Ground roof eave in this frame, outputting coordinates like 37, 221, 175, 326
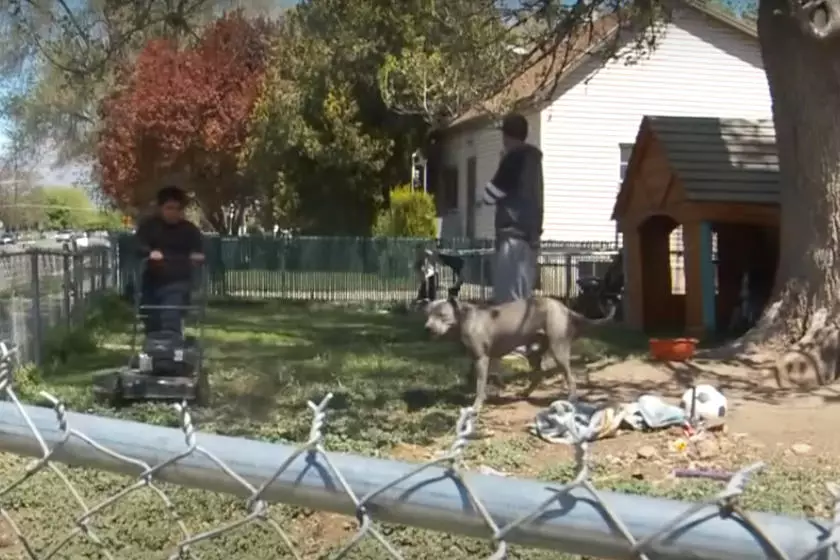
440, 0, 758, 133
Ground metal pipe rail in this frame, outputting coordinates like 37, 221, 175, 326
0, 400, 836, 559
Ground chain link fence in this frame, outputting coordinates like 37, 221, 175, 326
0, 247, 115, 365
0, 345, 836, 559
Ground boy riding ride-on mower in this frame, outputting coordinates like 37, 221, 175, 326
93, 186, 211, 407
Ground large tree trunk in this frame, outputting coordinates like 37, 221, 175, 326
744, 0, 840, 386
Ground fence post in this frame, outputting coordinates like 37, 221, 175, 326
62, 251, 72, 328
29, 251, 43, 366
99, 249, 108, 292
279, 235, 287, 298
564, 253, 573, 300
480, 248, 487, 301
111, 236, 120, 290
73, 252, 84, 323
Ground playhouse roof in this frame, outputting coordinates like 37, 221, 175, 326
651, 116, 778, 203
613, 115, 779, 220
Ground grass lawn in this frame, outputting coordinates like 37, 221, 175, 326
0, 300, 836, 559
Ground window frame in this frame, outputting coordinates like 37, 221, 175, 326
619, 143, 634, 181
440, 165, 459, 212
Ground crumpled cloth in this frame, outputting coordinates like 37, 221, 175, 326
529, 395, 687, 445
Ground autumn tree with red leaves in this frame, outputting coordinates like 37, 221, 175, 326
97, 12, 273, 233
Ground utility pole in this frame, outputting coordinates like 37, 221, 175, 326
12, 151, 18, 230
411, 150, 428, 192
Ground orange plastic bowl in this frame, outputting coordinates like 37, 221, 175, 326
649, 338, 698, 362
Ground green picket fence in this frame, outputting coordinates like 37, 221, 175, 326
115, 234, 620, 302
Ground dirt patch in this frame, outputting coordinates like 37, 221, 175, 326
481, 357, 840, 461
292, 510, 358, 557
0, 518, 19, 550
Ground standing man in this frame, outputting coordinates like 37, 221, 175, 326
483, 113, 544, 304
135, 186, 205, 334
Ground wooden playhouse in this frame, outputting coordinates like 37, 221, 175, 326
612, 116, 780, 336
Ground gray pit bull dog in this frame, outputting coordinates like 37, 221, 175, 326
423, 295, 616, 410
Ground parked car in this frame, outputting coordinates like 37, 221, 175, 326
54, 231, 74, 242
0, 233, 16, 245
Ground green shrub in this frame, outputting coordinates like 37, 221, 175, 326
42, 325, 99, 369
373, 185, 437, 238
41, 291, 133, 371
85, 291, 134, 332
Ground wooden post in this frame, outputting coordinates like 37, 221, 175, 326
622, 227, 644, 330
683, 221, 716, 337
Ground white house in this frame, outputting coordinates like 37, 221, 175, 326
435, 1, 771, 243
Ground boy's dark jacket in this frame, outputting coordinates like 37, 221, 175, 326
492, 143, 544, 246
135, 215, 203, 286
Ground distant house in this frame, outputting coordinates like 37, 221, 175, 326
434, 0, 771, 244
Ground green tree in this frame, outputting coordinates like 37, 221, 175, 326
377, 2, 516, 123
40, 186, 95, 230
0, 127, 44, 230
84, 209, 125, 231
242, 0, 511, 234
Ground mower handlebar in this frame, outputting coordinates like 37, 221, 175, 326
132, 256, 208, 301
140, 254, 205, 266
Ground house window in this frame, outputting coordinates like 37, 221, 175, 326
440, 166, 459, 212
619, 143, 634, 181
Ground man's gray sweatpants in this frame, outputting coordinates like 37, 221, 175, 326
493, 236, 537, 304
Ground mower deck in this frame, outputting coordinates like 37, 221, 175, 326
93, 368, 204, 405
99, 257, 210, 408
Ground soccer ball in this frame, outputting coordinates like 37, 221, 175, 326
680, 385, 727, 425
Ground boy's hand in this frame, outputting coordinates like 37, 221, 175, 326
189, 252, 205, 263
149, 250, 163, 261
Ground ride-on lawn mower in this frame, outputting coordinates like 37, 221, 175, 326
93, 258, 210, 407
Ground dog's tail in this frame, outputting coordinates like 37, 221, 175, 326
570, 302, 617, 330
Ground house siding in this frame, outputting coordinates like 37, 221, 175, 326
540, 8, 771, 242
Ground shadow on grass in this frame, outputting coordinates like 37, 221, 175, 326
40, 347, 128, 385
574, 325, 650, 364
200, 303, 680, 432
198, 303, 469, 446
481, 326, 799, 408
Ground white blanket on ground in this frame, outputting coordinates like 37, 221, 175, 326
529, 395, 687, 445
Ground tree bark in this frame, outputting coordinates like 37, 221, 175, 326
745, 0, 840, 386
